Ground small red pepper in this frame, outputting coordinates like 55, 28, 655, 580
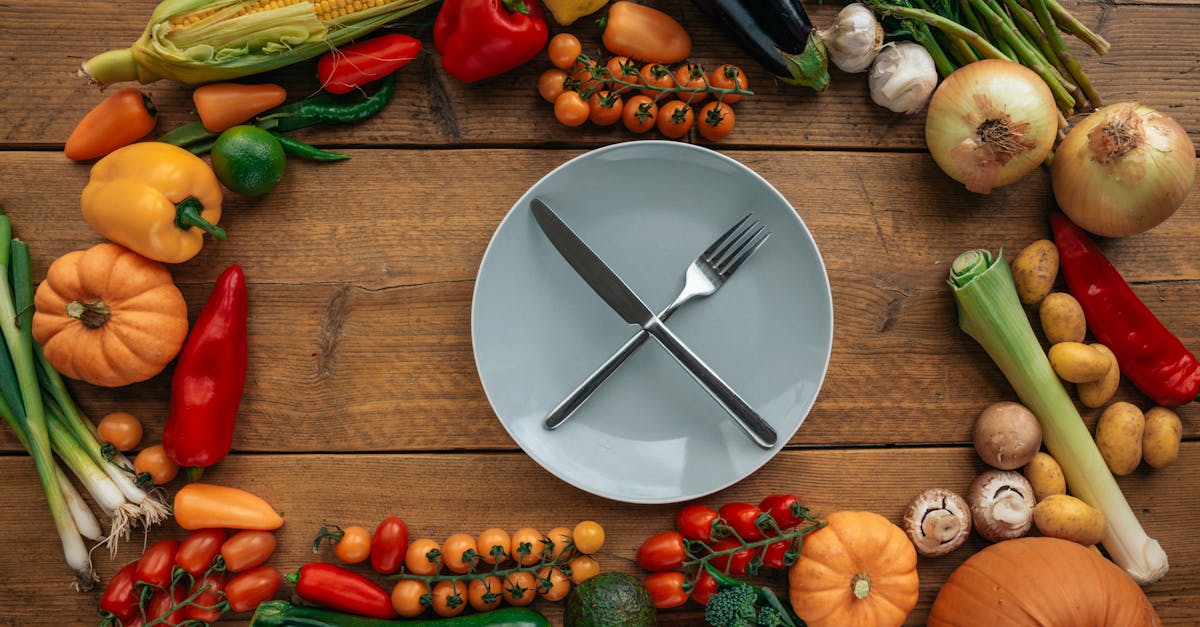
434, 0, 550, 83
287, 562, 398, 619
163, 264, 248, 480
1050, 212, 1200, 407
318, 34, 421, 95
99, 560, 141, 622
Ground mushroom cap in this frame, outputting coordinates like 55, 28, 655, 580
968, 470, 1037, 542
974, 401, 1043, 470
904, 488, 972, 557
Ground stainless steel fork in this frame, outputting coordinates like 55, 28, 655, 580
544, 214, 771, 430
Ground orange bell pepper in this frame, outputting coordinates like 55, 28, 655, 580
65, 88, 157, 161
193, 83, 287, 132
174, 483, 284, 531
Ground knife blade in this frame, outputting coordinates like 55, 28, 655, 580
530, 198, 777, 449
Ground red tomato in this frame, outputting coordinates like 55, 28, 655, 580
656, 100, 693, 139
673, 63, 709, 104
762, 539, 793, 569
719, 502, 765, 540
697, 101, 735, 142
760, 494, 807, 529
636, 530, 686, 572
99, 560, 140, 621
690, 568, 718, 606
644, 571, 689, 609
226, 566, 282, 612
371, 517, 409, 574
709, 64, 748, 103
135, 539, 179, 589
176, 528, 227, 577
677, 504, 722, 541
185, 571, 226, 622
708, 536, 755, 576
318, 34, 421, 95
222, 530, 277, 573
146, 585, 188, 626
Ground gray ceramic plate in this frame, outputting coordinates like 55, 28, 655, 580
472, 141, 833, 504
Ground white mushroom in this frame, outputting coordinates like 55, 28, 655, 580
973, 401, 1043, 470
968, 470, 1037, 542
903, 488, 972, 557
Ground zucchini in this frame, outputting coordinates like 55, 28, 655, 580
692, 0, 830, 91
250, 602, 551, 627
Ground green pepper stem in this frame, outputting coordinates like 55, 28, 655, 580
175, 197, 226, 241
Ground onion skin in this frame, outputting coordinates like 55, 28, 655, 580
1052, 102, 1196, 238
925, 60, 1058, 194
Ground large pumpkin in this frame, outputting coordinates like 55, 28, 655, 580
33, 243, 188, 387
789, 510, 919, 626
928, 537, 1161, 626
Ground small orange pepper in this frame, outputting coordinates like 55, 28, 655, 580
193, 83, 287, 132
602, 1, 692, 64
65, 88, 157, 161
174, 483, 284, 531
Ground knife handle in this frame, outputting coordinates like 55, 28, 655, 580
543, 329, 652, 430
643, 317, 778, 449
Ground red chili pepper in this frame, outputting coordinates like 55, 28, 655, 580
99, 560, 141, 621
433, 0, 549, 83
1050, 213, 1200, 407
318, 34, 421, 95
163, 265, 248, 480
287, 562, 398, 619
759, 494, 808, 529
135, 539, 180, 590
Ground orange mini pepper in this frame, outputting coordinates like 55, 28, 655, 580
174, 483, 284, 531
602, 1, 691, 64
81, 142, 224, 264
193, 83, 287, 132
65, 88, 157, 161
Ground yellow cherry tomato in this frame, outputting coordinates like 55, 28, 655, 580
573, 521, 606, 554
391, 579, 427, 618
468, 576, 503, 612
441, 533, 478, 574
537, 566, 571, 601
503, 571, 537, 606
334, 525, 372, 564
97, 411, 143, 451
134, 445, 178, 485
546, 526, 574, 560
477, 528, 511, 565
568, 555, 600, 584
511, 528, 547, 566
431, 580, 467, 618
405, 538, 442, 575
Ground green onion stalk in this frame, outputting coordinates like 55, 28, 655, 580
948, 250, 1168, 584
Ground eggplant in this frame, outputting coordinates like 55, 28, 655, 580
693, 0, 830, 91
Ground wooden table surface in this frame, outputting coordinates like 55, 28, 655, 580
2, 0, 1198, 624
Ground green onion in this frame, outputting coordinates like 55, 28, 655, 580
949, 249, 1169, 584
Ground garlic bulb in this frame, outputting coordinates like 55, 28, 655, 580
869, 42, 938, 114
819, 3, 884, 73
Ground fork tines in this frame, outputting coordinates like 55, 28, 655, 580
706, 214, 771, 278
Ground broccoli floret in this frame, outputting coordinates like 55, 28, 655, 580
705, 583, 759, 627
755, 606, 785, 627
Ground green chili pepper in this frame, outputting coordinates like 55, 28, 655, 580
258, 73, 397, 132
157, 121, 219, 151
268, 131, 349, 161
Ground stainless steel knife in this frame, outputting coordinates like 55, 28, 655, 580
530, 198, 777, 449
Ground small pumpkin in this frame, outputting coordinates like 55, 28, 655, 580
33, 243, 188, 387
928, 537, 1161, 626
789, 510, 919, 627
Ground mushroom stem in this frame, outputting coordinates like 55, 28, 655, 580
922, 510, 963, 542
993, 492, 1033, 528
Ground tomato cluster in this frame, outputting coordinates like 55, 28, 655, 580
538, 33, 750, 141
635, 494, 816, 609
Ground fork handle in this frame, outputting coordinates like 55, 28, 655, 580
543, 328, 653, 430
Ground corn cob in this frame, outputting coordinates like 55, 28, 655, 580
81, 0, 438, 86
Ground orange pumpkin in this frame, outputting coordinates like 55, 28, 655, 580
789, 510, 919, 626
33, 243, 188, 387
928, 537, 1161, 626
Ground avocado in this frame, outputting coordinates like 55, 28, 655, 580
563, 572, 657, 627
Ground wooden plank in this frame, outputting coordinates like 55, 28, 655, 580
0, 447, 1195, 624
1, 1, 1197, 150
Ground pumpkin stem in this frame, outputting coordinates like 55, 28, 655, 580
65, 300, 111, 329
851, 572, 872, 600
175, 197, 227, 241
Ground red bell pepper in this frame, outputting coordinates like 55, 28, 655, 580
163, 265, 248, 480
318, 34, 421, 95
287, 563, 398, 619
1050, 212, 1200, 407
434, 0, 550, 83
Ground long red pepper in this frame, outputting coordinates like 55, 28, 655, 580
287, 562, 398, 619
1050, 213, 1200, 406
163, 265, 248, 480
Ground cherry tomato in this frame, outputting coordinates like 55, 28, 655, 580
135, 539, 179, 589
656, 100, 693, 139
639, 63, 674, 99
99, 560, 140, 621
690, 568, 719, 606
441, 533, 478, 574
760, 494, 807, 529
698, 101, 736, 142
431, 580, 467, 618
133, 445, 178, 485
334, 525, 372, 564
673, 63, 709, 104
503, 571, 536, 606
644, 571, 689, 609
546, 526, 574, 560
97, 412, 142, 451
225, 565, 282, 612
406, 537, 442, 575
572, 520, 605, 554
176, 528, 227, 577
185, 571, 226, 622
554, 91, 590, 128
636, 530, 686, 572
221, 530, 277, 573
568, 555, 600, 584
762, 538, 793, 570
622, 96, 658, 134
538, 68, 569, 103
537, 566, 571, 601
468, 576, 503, 612
709, 64, 748, 103
548, 33, 583, 70
589, 90, 623, 126
391, 579, 428, 618
147, 585, 188, 626
719, 502, 765, 540
709, 536, 755, 576
477, 528, 511, 565
371, 516, 409, 574
606, 56, 641, 89
677, 504, 722, 541
570, 62, 602, 94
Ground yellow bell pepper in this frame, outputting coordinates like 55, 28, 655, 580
545, 0, 610, 25
81, 142, 224, 264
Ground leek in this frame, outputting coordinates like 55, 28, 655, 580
949, 249, 1168, 584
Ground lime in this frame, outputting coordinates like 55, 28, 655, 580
210, 125, 286, 197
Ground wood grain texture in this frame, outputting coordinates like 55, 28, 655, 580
0, 447, 1196, 625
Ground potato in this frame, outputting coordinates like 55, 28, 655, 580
1077, 343, 1120, 408
1039, 292, 1087, 344
1142, 406, 1182, 469
1011, 240, 1059, 305
1048, 342, 1110, 383
1095, 402, 1145, 475
1033, 494, 1107, 546
1023, 452, 1067, 501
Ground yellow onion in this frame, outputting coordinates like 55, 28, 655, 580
1052, 102, 1196, 237
925, 60, 1059, 194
